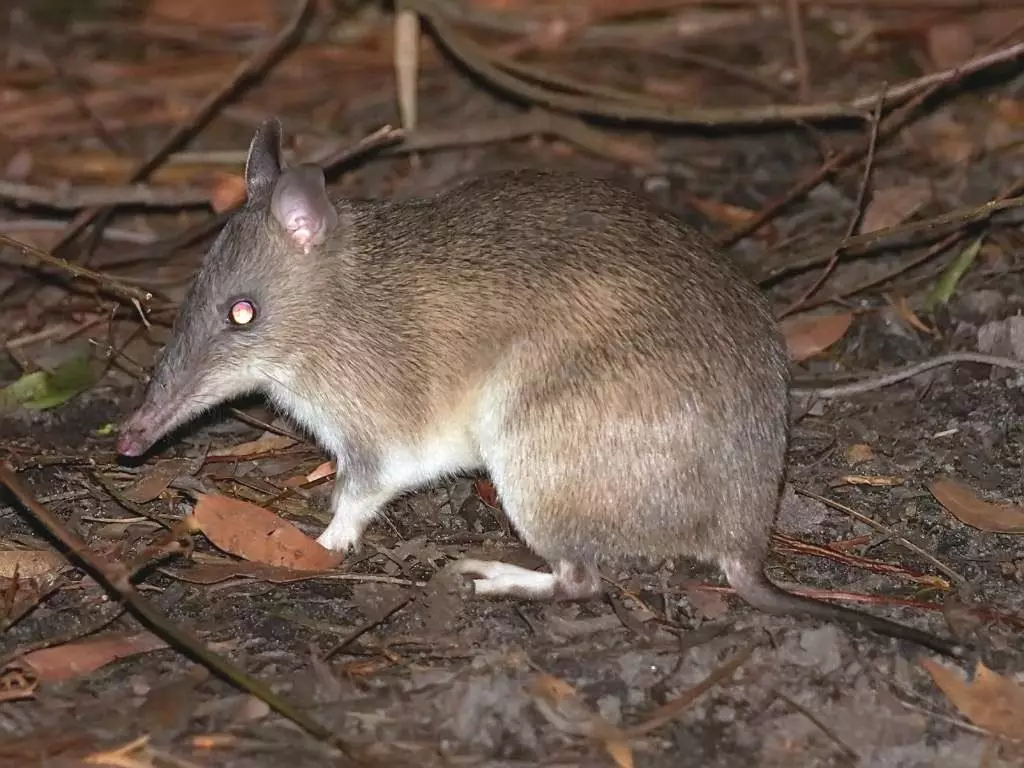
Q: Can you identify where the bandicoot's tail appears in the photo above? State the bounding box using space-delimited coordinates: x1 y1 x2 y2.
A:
722 558 964 658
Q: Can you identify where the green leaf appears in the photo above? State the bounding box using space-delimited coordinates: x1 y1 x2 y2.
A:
0 354 98 412
925 235 984 311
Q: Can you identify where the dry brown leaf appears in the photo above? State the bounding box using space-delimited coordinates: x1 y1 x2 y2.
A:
925 22 975 70
208 173 247 214
859 182 932 235
930 478 1024 534
529 673 634 768
306 461 336 483
684 194 777 241
922 659 1024 740
884 293 938 337
192 493 344 570
845 443 874 465
122 458 191 504
914 114 975 165
780 311 853 362
208 432 298 459
20 633 168 683
0 550 67 579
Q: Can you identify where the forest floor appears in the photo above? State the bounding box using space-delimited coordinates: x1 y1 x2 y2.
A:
1 1 1024 766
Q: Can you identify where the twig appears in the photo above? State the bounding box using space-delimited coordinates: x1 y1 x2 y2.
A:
775 692 859 764
786 177 1024 309
166 110 658 170
785 0 811 102
0 220 157 245
792 487 965 586
0 233 165 307
622 642 755 738
138 124 405 268
50 0 314 252
409 0 865 125
0 180 215 210
323 595 415 660
411 0 1024 127
771 531 949 589
778 88 886 317
791 352 1024 399
718 32 1024 247
0 462 357 762
761 194 1024 285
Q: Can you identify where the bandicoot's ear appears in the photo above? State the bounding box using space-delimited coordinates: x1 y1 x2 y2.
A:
244 118 283 203
270 165 338 254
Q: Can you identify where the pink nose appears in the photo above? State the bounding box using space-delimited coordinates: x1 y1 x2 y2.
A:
116 423 150 457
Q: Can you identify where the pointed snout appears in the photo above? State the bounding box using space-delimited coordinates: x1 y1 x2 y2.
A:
116 404 173 457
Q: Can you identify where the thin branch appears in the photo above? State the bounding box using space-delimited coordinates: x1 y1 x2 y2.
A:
778 87 886 317
760 194 1024 286
0 232 166 307
51 0 314 252
0 180 215 210
718 25 1024 247
0 462 357 762
410 0 1024 128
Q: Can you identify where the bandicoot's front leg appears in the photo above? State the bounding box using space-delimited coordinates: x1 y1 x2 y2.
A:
316 477 393 552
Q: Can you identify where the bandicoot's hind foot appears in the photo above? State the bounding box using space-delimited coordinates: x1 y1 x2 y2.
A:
451 558 601 600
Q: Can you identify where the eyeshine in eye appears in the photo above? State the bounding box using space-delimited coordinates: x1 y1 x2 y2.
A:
228 299 256 326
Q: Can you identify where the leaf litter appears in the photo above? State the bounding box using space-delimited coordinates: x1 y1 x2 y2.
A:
930 478 1024 534
190 492 344 571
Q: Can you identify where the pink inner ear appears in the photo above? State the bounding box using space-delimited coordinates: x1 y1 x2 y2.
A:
270 167 338 252
284 211 319 248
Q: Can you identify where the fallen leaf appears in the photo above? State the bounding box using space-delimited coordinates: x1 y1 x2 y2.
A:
122 458 192 504
0 355 97 412
925 21 975 70
191 493 344 570
0 550 67 579
780 311 853 362
845 443 874 465
925 235 983 310
208 172 247 213
139 667 209 731
306 461 336 483
859 181 932 235
913 114 975 165
208 432 297 459
474 478 500 508
683 194 777 241
19 633 168 682
883 293 937 337
529 673 633 768
684 586 729 620
922 658 1024 740
930 478 1024 534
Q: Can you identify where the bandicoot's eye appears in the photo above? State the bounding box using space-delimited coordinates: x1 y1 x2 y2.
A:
228 299 256 326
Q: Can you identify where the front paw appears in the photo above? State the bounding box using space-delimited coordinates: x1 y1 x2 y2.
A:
316 520 363 553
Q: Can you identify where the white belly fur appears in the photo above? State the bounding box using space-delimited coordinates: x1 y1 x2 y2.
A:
266 374 484 494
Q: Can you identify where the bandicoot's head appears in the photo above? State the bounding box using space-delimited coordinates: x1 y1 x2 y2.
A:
117 118 339 456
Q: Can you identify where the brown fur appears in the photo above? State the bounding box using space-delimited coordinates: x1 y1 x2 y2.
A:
118 119 960 657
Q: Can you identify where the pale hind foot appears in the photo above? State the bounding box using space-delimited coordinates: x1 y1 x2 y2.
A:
451 558 601 600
